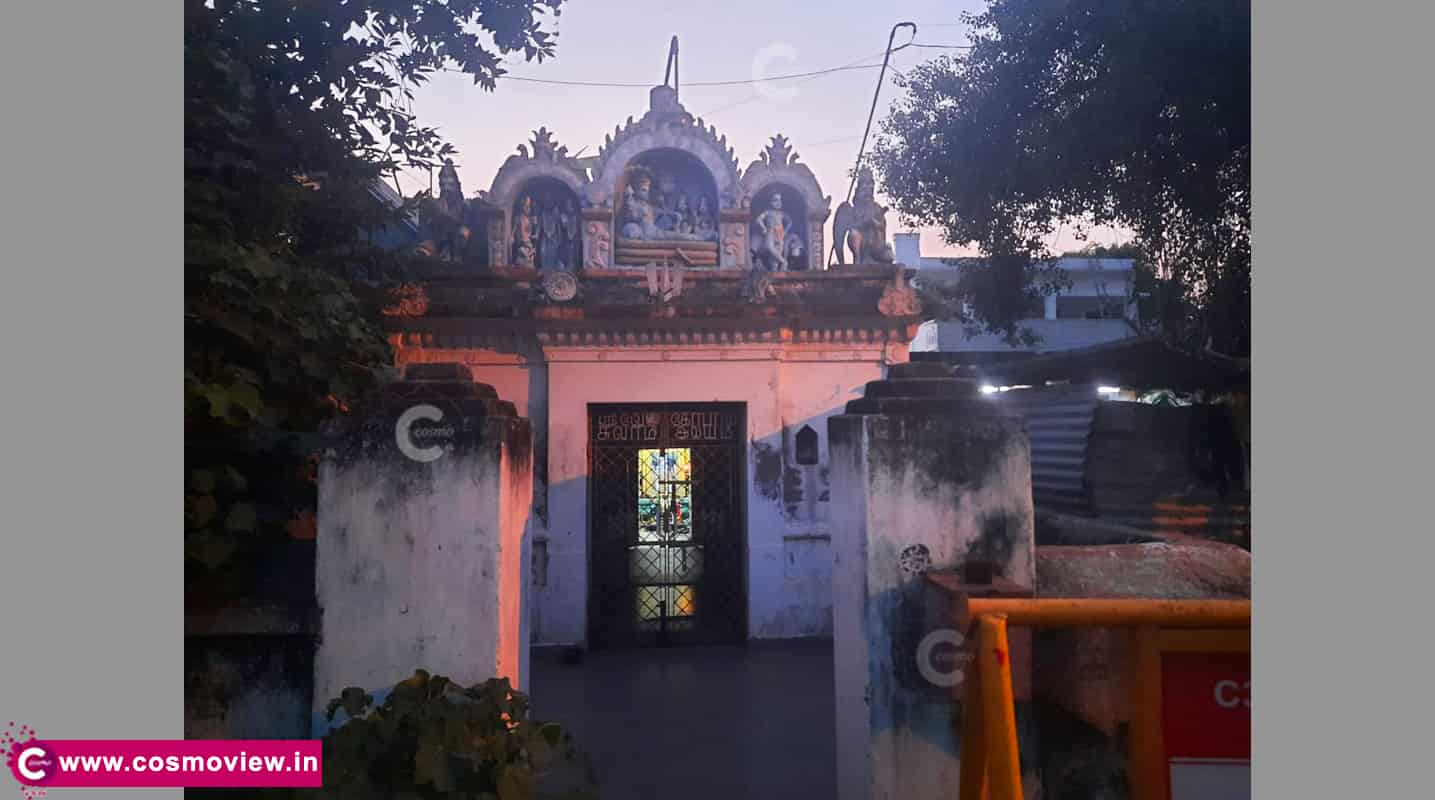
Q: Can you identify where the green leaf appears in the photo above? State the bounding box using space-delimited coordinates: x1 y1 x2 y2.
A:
185 531 237 569
414 742 453 791
496 765 532 800
225 503 257 533
339 687 371 719
190 469 216 493
220 466 248 492
186 494 218 529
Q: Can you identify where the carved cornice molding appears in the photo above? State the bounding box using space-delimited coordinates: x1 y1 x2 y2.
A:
392 317 919 362
541 346 893 364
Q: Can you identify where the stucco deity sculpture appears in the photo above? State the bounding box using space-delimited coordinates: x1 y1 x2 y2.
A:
655 188 680 233
512 195 537 268
620 177 659 240
559 199 579 269
585 221 612 269
694 196 716 240
437 158 464 219
751 193 796 272
674 195 695 236
619 171 718 245
833 167 896 266
539 200 563 270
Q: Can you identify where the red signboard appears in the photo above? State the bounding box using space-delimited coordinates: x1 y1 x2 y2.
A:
1160 651 1250 799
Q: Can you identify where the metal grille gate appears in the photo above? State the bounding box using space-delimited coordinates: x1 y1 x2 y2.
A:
588 403 746 648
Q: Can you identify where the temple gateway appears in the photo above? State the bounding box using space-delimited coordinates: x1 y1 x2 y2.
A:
379 76 923 652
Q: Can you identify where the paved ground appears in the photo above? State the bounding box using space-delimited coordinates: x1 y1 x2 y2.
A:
530 637 836 800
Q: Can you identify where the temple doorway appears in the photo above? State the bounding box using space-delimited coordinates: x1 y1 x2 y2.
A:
587 403 747 648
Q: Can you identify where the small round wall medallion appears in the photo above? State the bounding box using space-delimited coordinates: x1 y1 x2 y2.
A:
542 270 579 302
899 543 932 575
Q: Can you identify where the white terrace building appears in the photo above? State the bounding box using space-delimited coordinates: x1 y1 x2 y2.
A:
894 232 1142 358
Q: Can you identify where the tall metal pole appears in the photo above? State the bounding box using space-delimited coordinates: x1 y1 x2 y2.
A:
845 21 916 204
664 35 680 101
830 21 916 268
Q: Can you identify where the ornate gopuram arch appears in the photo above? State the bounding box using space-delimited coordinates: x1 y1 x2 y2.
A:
740 135 833 271
481 127 589 269
584 85 748 269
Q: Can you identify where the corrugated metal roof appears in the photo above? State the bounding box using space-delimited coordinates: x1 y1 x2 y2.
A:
982 336 1249 393
989 383 1251 547
986 384 1099 512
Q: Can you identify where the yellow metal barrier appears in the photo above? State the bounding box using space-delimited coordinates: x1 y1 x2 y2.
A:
951 598 1252 800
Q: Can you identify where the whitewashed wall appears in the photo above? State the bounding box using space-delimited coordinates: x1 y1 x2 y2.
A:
315 399 533 732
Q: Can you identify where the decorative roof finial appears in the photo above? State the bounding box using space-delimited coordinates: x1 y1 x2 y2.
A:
761 134 797 167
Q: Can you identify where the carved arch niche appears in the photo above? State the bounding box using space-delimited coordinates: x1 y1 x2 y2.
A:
486 128 588 269
510 177 582 271
746 184 810 271
740 135 833 271
611 148 722 267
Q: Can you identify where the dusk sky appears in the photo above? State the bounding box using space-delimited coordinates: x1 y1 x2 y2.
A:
394 0 1126 258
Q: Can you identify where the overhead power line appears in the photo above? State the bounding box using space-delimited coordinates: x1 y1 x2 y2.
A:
481 40 960 90
495 61 882 89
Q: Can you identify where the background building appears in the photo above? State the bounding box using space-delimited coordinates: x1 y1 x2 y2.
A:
896 232 1142 359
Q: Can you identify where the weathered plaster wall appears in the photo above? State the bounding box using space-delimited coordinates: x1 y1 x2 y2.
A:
392 336 902 647
829 400 1035 800
394 345 551 654
315 385 532 733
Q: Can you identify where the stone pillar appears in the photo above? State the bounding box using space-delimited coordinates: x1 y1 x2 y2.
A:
314 363 533 732
809 215 828 271
828 362 1036 800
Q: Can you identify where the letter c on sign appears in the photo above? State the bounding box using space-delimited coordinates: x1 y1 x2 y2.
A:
1214 679 1251 709
396 404 445 462
18 746 49 781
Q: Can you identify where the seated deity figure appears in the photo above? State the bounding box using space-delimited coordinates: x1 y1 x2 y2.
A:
512 195 537 268
655 187 682 234
694 195 717 242
620 176 659 240
674 195 695 236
